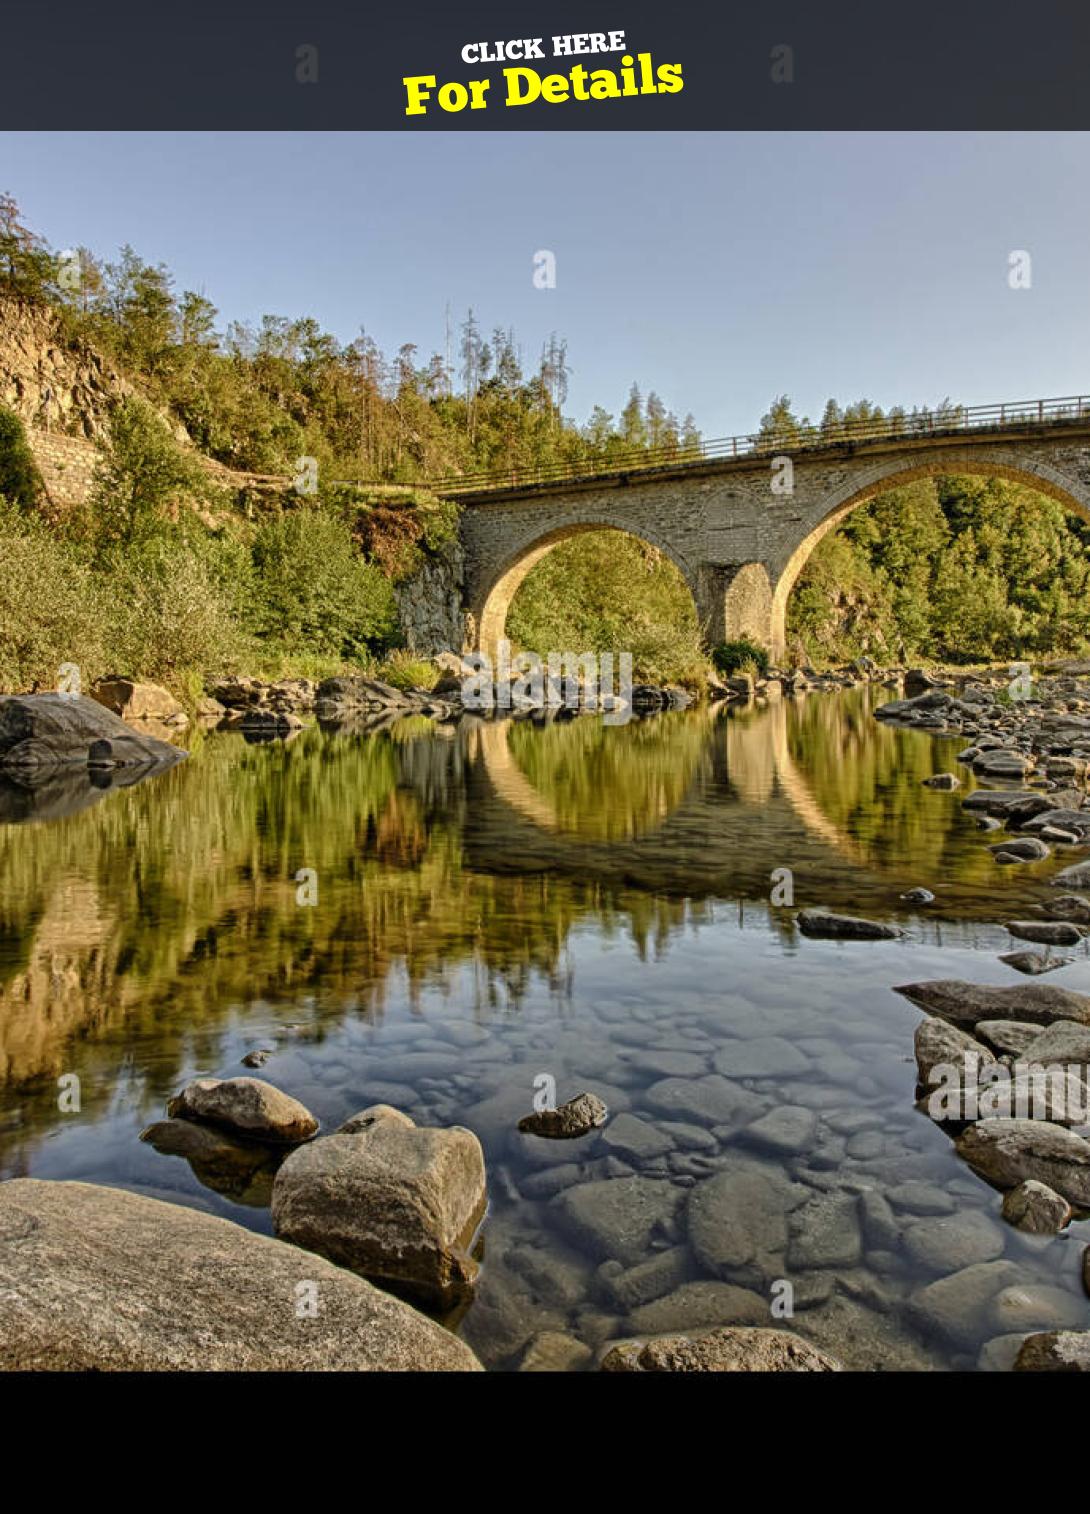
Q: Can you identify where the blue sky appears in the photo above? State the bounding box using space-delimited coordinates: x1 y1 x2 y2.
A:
2 131 1088 437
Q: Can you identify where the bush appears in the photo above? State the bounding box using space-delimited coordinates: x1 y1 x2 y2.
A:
0 407 44 512
712 637 771 678
375 651 440 691
0 504 106 691
251 506 398 660
102 534 251 684
87 397 212 550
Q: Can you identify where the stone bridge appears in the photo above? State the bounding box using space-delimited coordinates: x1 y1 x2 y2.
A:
445 399 1090 661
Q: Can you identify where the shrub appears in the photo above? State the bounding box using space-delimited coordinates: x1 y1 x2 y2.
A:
251 506 398 660
0 503 106 691
87 397 211 550
0 407 44 512
102 534 251 685
712 637 771 678
375 650 440 691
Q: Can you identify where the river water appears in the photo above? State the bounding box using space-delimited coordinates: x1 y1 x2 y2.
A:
1 686 1087 1369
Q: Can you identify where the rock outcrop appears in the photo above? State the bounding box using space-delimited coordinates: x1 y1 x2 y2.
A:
0 694 185 770
0 1179 481 1370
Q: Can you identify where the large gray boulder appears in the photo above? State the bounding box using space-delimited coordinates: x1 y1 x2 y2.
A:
271 1106 487 1308
0 693 184 769
0 1179 481 1371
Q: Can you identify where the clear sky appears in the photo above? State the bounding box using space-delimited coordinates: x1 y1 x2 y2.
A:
2 131 1088 438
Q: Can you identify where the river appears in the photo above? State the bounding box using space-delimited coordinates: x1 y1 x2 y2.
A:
1 686 1087 1368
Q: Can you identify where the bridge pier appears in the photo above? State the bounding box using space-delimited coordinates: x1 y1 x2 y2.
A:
700 562 777 658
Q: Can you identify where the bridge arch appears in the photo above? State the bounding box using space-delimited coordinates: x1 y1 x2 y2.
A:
469 519 706 659
769 446 1090 660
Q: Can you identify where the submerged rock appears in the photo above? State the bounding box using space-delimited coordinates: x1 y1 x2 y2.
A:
555 1175 683 1268
271 1105 487 1308
901 887 936 904
168 1077 318 1145
600 1326 841 1372
0 1179 480 1370
796 909 902 940
922 772 961 790
517 1092 608 1139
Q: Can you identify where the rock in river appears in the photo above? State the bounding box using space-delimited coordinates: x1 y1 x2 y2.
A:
555 1175 684 1267
894 980 1090 1028
797 909 902 940
914 1017 995 1086
168 1076 318 1144
956 1119 1090 1207
601 1326 841 1372
0 1179 480 1370
1014 1331 1090 1372
1005 920 1084 947
1001 1180 1072 1234
0 693 185 770
999 951 1072 975
517 1091 608 1139
271 1105 487 1308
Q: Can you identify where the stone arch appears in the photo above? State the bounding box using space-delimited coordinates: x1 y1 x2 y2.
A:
470 519 705 658
769 447 1090 660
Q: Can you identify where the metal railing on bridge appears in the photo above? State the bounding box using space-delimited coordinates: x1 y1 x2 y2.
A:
425 392 1090 496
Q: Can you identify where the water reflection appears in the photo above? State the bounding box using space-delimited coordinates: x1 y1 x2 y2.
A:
1 688 1087 1369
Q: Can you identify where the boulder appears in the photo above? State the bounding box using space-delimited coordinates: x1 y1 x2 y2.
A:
1014 1331 1090 1371
999 951 1072 975
990 838 1050 862
168 1077 318 1144
894 980 1090 1028
1006 921 1084 947
1001 1180 1072 1234
0 693 185 770
139 1118 280 1205
0 1179 480 1371
90 678 187 725
517 1092 608 1139
1024 1020 1090 1066
554 1175 684 1268
922 772 960 790
956 1119 1090 1206
796 909 902 940
600 1326 841 1372
914 1017 994 1086
271 1106 487 1308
